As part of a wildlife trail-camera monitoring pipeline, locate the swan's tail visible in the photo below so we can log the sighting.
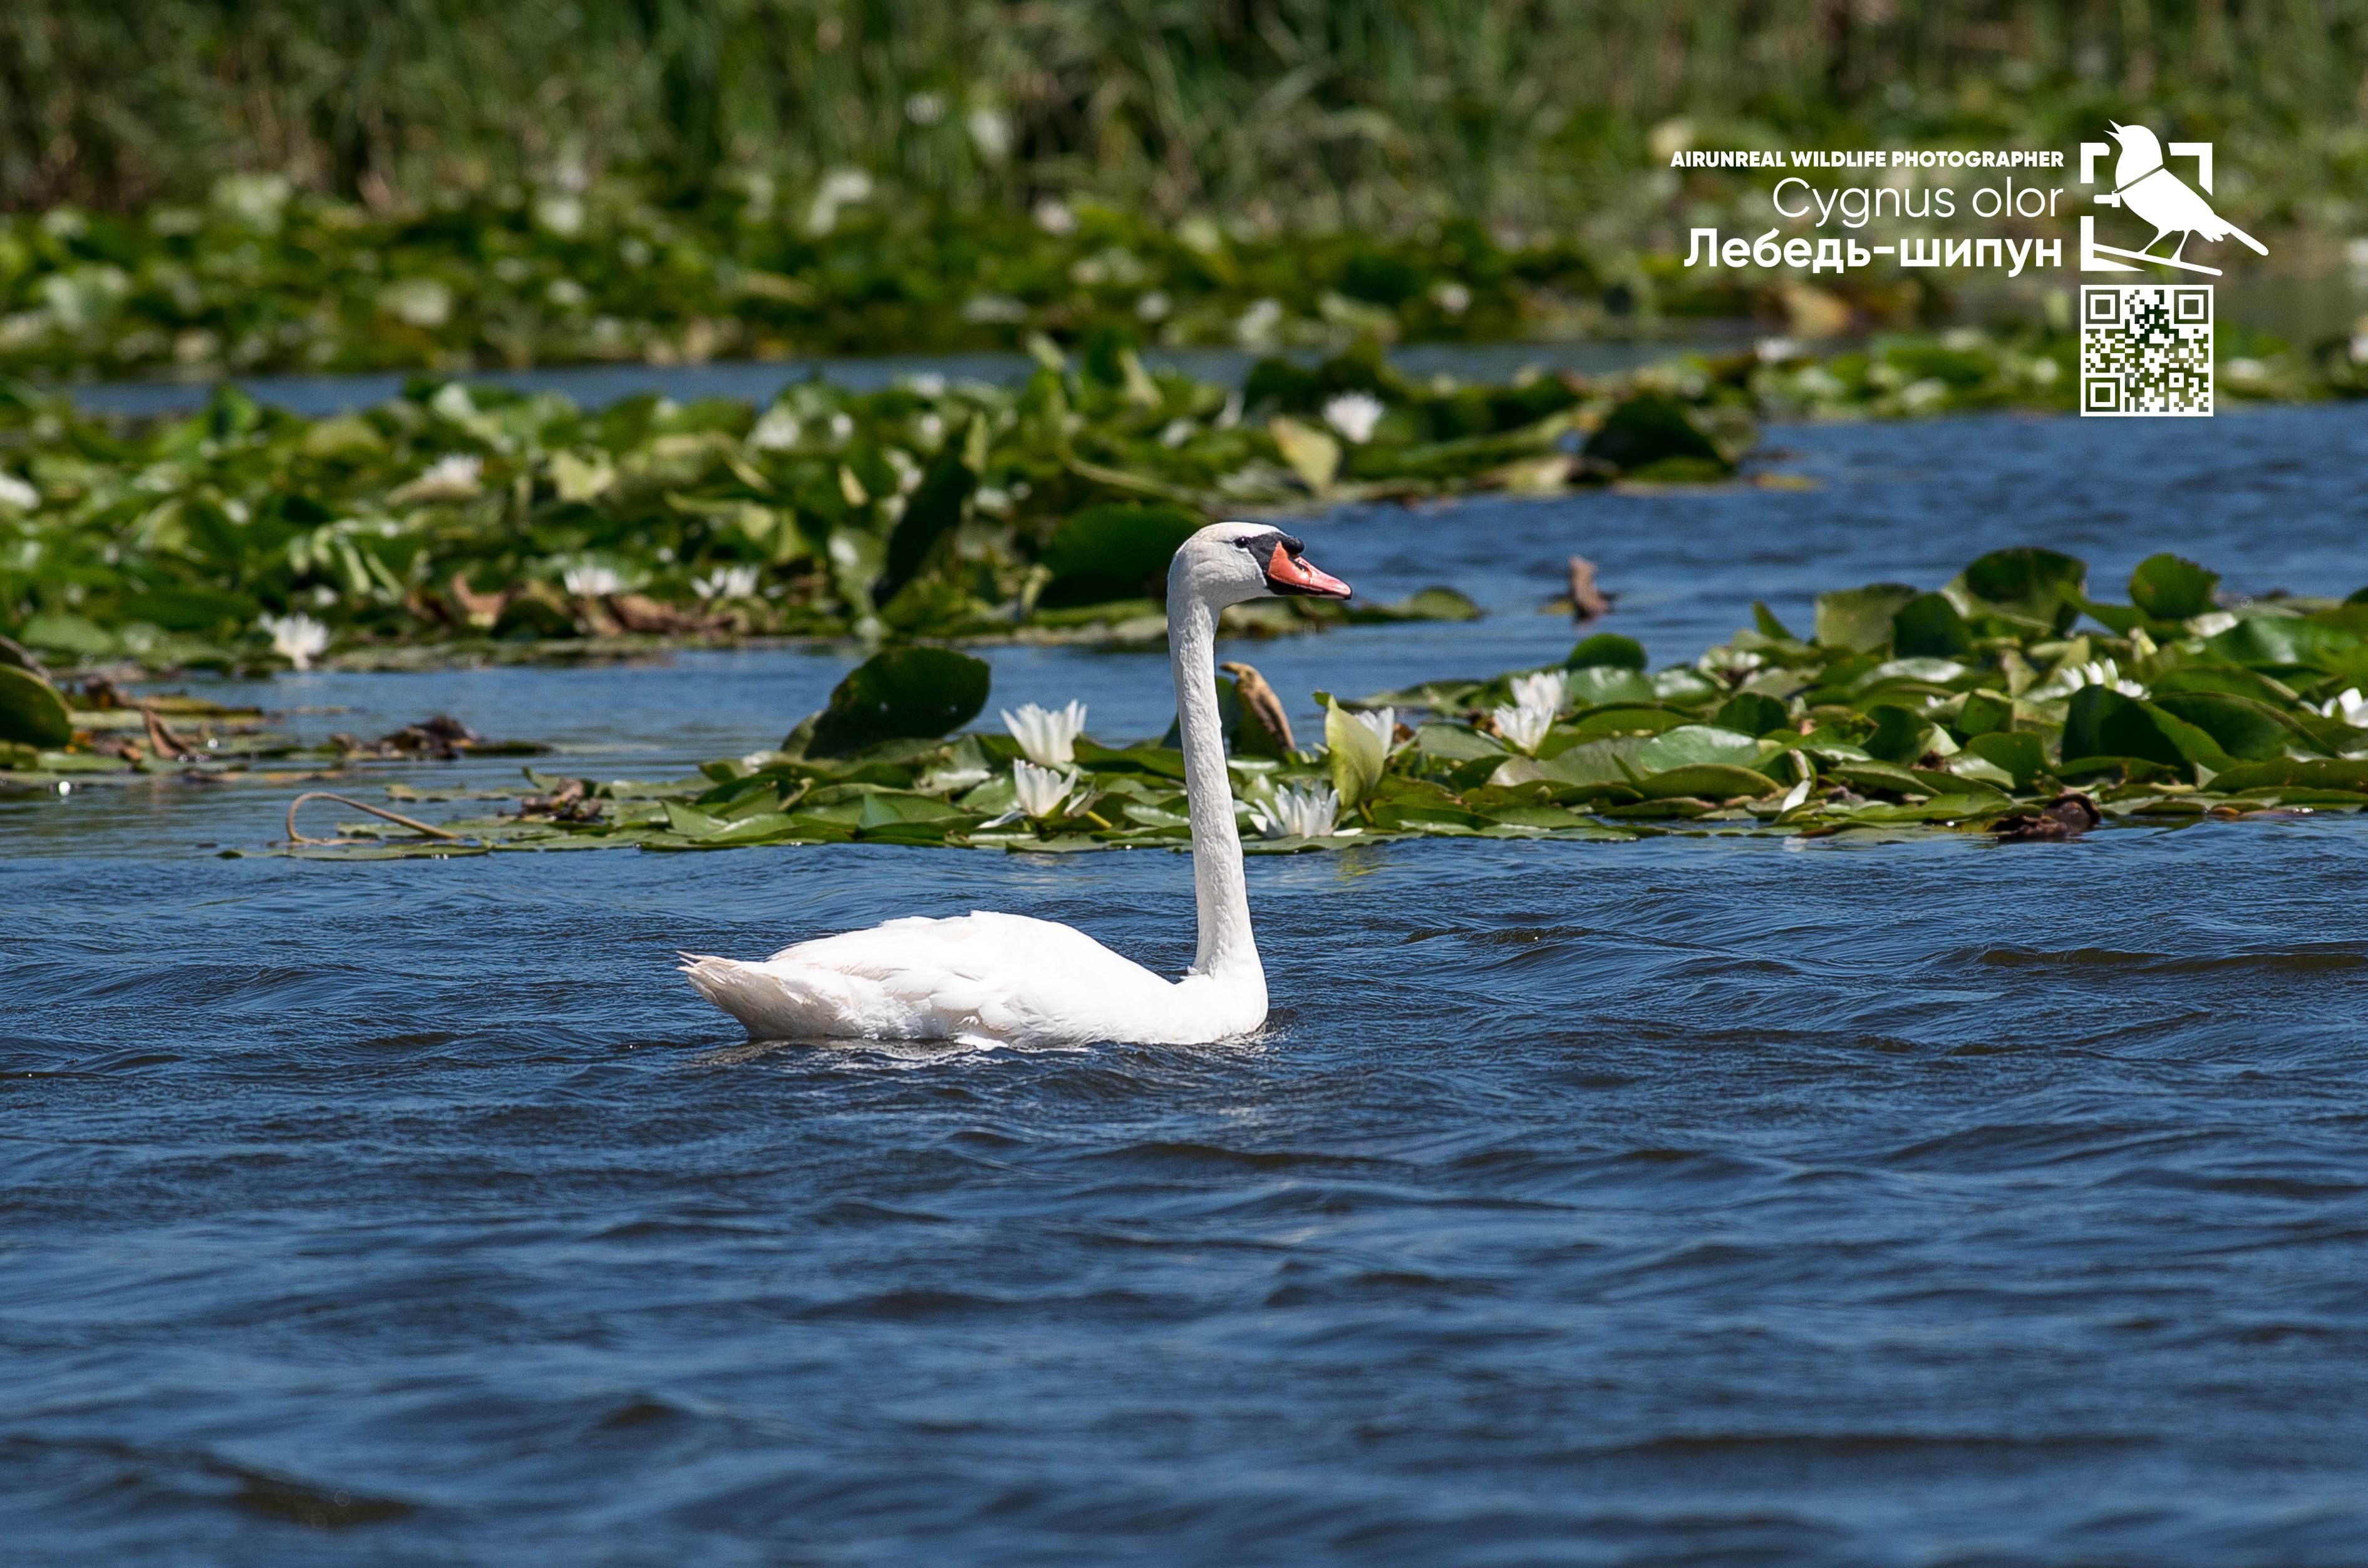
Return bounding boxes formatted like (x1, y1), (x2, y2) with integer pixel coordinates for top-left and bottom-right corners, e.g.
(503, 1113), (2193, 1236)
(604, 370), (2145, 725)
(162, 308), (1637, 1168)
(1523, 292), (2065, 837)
(678, 953), (869, 1041)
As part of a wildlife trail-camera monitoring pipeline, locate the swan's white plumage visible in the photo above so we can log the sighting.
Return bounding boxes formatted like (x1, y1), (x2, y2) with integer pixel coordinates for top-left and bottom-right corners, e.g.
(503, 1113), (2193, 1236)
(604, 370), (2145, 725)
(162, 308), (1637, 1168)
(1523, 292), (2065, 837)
(681, 520), (1347, 1048)
(680, 910), (1261, 1046)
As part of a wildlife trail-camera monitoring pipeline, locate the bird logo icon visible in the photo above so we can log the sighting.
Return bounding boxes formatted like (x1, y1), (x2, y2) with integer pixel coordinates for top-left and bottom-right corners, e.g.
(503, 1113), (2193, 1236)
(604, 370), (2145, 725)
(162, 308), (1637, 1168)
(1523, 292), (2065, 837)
(2085, 123), (2266, 274)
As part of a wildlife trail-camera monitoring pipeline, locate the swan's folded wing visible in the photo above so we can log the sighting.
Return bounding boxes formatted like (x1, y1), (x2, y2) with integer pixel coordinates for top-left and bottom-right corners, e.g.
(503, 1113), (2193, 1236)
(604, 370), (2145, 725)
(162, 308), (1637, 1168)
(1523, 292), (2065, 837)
(744, 910), (1172, 1043)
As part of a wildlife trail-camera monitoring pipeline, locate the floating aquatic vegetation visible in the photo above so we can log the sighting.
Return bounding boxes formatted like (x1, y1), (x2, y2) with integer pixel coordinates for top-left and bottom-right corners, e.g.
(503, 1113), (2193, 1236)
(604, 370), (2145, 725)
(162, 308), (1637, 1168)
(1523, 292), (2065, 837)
(0, 642), (545, 791)
(0, 341), (1740, 670)
(263, 548), (2368, 859)
(4, 322), (2349, 678)
(0, 182), (1914, 383)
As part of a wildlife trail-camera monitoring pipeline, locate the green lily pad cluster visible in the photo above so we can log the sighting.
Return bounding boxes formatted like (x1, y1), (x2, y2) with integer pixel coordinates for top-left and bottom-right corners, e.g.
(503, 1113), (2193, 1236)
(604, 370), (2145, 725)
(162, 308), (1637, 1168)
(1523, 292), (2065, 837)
(0, 343), (1757, 669)
(278, 547), (2368, 859)
(0, 178), (1930, 383)
(1742, 322), (2334, 418)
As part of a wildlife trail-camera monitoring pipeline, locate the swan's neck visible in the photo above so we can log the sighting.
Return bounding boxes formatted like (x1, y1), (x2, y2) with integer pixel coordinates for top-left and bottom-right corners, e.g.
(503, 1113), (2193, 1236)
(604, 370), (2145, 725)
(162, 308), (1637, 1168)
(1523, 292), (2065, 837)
(1170, 591), (1259, 982)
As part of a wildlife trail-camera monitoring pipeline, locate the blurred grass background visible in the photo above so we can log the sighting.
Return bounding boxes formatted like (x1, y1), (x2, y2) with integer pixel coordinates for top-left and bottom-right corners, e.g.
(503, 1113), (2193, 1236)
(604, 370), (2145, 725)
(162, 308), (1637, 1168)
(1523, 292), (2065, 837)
(6, 1), (2365, 242)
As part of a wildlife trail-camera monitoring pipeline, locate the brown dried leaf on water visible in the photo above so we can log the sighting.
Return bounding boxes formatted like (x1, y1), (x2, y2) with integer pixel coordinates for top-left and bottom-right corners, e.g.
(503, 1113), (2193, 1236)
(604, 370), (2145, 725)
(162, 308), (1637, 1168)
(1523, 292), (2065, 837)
(1992, 792), (2102, 842)
(609, 593), (724, 636)
(78, 675), (131, 709)
(1568, 555), (1611, 622)
(142, 706), (198, 761)
(334, 714), (486, 760)
(448, 570), (510, 626)
(519, 777), (604, 823)
(571, 594), (624, 637)
(1218, 660), (1294, 751)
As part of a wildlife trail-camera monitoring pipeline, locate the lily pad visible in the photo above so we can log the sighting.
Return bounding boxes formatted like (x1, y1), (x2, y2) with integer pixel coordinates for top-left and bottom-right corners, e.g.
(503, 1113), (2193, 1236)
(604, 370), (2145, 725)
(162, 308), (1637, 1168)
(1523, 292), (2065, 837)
(1712, 692), (1792, 736)
(2205, 615), (2364, 674)
(1566, 633), (1647, 670)
(1862, 704), (1935, 764)
(1965, 730), (2047, 788)
(1891, 592), (1973, 658)
(1950, 547), (2086, 632)
(1582, 392), (1734, 477)
(1814, 584), (1920, 652)
(2062, 686), (2224, 773)
(1635, 763), (1778, 801)
(2128, 552), (2220, 621)
(1633, 725), (1764, 772)
(1038, 502), (1207, 607)
(0, 666), (73, 747)
(2209, 758), (2368, 793)
(802, 647), (992, 758)
(2147, 691), (2302, 761)
(1561, 666), (1657, 707)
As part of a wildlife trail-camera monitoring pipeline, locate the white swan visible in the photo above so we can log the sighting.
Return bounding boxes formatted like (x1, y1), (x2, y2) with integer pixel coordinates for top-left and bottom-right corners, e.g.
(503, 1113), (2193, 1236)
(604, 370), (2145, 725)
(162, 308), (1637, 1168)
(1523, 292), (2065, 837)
(680, 522), (1354, 1046)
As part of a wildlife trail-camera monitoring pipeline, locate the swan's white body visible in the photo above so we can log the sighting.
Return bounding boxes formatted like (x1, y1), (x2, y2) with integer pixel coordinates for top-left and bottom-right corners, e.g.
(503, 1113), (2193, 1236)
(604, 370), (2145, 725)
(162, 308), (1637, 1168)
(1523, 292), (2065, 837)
(680, 522), (1350, 1046)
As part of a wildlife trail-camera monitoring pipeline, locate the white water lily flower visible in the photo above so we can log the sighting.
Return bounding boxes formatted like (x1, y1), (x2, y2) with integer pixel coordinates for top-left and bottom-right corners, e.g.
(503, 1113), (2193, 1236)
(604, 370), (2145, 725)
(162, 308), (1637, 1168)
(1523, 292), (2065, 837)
(1002, 700), (1087, 767)
(1492, 670), (1566, 755)
(1032, 197), (1077, 236)
(1248, 781), (1341, 840)
(398, 452), (483, 503)
(0, 470), (38, 511)
(1430, 280), (1471, 315)
(1492, 701), (1554, 755)
(748, 408), (802, 450)
(2188, 610), (2238, 638)
(2062, 657), (2146, 698)
(691, 564), (762, 601)
(2319, 687), (2368, 725)
(562, 564), (624, 598)
(1011, 760), (1073, 820)
(805, 168), (872, 235)
(259, 612), (330, 671)
(1508, 670), (1565, 716)
(967, 105), (1013, 162)
(1355, 706), (1397, 751)
(1236, 297), (1283, 347)
(1777, 775), (1813, 813)
(1322, 391), (1385, 445)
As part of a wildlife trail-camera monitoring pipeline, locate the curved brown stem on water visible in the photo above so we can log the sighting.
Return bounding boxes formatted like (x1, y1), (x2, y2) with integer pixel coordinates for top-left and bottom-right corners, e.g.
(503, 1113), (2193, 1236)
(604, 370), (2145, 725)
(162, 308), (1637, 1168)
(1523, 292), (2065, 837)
(284, 791), (461, 846)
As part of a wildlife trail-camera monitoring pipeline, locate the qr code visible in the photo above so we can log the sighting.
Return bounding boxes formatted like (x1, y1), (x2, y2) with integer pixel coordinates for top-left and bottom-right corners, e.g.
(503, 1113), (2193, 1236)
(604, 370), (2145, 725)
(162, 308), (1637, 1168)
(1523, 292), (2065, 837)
(2081, 285), (2212, 416)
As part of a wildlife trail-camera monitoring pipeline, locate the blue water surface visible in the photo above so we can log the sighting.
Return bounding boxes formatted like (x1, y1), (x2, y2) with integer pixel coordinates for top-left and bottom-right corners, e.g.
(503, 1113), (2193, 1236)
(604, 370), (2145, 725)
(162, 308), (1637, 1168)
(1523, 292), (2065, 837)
(6, 405), (2368, 1565)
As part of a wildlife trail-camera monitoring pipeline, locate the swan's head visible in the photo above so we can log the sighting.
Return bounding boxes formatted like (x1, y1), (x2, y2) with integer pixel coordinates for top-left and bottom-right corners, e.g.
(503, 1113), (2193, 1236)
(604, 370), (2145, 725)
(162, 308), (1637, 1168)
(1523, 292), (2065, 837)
(1170, 520), (1353, 609)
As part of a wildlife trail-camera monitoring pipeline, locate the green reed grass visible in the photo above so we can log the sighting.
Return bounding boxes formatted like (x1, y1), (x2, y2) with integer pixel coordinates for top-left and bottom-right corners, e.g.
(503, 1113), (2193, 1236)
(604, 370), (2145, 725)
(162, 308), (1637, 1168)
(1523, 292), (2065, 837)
(6, 2), (2365, 240)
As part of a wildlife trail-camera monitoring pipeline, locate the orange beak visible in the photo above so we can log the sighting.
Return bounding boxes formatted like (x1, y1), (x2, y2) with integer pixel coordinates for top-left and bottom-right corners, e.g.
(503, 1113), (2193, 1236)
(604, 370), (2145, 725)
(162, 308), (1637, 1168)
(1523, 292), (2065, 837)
(1265, 541), (1353, 601)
